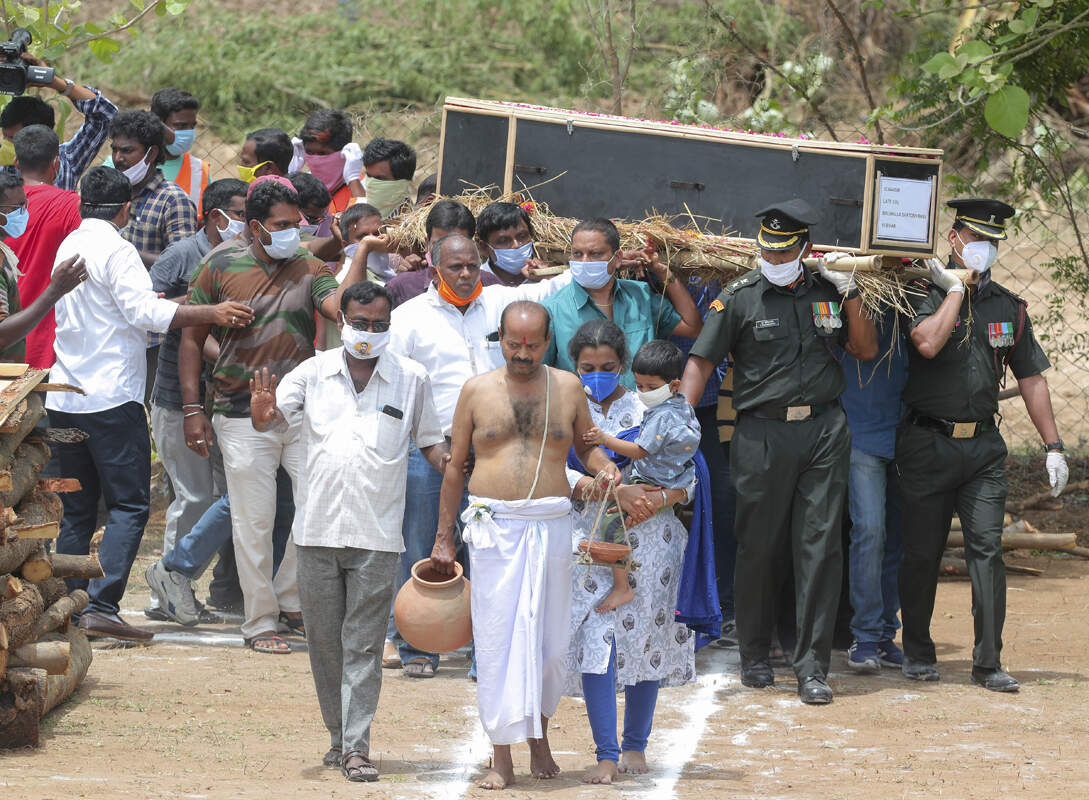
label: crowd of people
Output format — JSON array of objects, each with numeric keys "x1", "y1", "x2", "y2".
[{"x1": 0, "y1": 60, "x2": 1072, "y2": 788}]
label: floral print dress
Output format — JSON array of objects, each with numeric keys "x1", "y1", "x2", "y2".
[{"x1": 564, "y1": 389, "x2": 696, "y2": 694}]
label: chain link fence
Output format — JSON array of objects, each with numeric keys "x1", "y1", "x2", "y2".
[{"x1": 945, "y1": 160, "x2": 1089, "y2": 452}]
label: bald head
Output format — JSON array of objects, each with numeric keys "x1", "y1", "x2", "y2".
[
  {"x1": 500, "y1": 300, "x2": 550, "y2": 339},
  {"x1": 430, "y1": 232, "x2": 482, "y2": 299},
  {"x1": 430, "y1": 233, "x2": 479, "y2": 269},
  {"x1": 499, "y1": 301, "x2": 551, "y2": 376}
]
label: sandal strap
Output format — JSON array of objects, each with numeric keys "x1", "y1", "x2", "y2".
[{"x1": 341, "y1": 749, "x2": 377, "y2": 776}]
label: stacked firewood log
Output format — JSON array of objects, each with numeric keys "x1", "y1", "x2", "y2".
[{"x1": 0, "y1": 370, "x2": 94, "y2": 748}]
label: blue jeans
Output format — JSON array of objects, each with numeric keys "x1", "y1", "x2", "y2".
[
  {"x1": 696, "y1": 405, "x2": 737, "y2": 619},
  {"x1": 49, "y1": 402, "x2": 151, "y2": 617},
  {"x1": 847, "y1": 448, "x2": 903, "y2": 643},
  {"x1": 163, "y1": 467, "x2": 294, "y2": 580},
  {"x1": 581, "y1": 642, "x2": 659, "y2": 763},
  {"x1": 387, "y1": 445, "x2": 469, "y2": 668}
]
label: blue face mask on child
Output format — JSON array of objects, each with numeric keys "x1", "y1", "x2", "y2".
[{"x1": 580, "y1": 371, "x2": 620, "y2": 403}]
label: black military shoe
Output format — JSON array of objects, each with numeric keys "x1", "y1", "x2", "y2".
[
  {"x1": 902, "y1": 658, "x2": 940, "y2": 682},
  {"x1": 971, "y1": 666, "x2": 1020, "y2": 693},
  {"x1": 798, "y1": 676, "x2": 833, "y2": 705},
  {"x1": 740, "y1": 659, "x2": 775, "y2": 688}
]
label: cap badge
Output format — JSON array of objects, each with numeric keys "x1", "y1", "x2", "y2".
[{"x1": 768, "y1": 218, "x2": 781, "y2": 230}]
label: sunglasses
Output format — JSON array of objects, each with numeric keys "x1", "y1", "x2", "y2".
[{"x1": 342, "y1": 317, "x2": 390, "y2": 333}]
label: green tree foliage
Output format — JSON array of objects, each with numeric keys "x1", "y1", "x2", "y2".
[
  {"x1": 891, "y1": 0, "x2": 1089, "y2": 358},
  {"x1": 60, "y1": 1, "x2": 595, "y2": 134},
  {"x1": 0, "y1": 1, "x2": 190, "y2": 62}
]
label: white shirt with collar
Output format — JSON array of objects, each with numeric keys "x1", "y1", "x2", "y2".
[
  {"x1": 276, "y1": 347, "x2": 445, "y2": 552},
  {"x1": 48, "y1": 218, "x2": 179, "y2": 414},
  {"x1": 389, "y1": 271, "x2": 572, "y2": 434}
]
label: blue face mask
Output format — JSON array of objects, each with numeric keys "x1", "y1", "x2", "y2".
[
  {"x1": 579, "y1": 370, "x2": 621, "y2": 403},
  {"x1": 569, "y1": 258, "x2": 612, "y2": 289},
  {"x1": 2, "y1": 205, "x2": 28, "y2": 238},
  {"x1": 166, "y1": 128, "x2": 196, "y2": 157},
  {"x1": 492, "y1": 241, "x2": 534, "y2": 274}
]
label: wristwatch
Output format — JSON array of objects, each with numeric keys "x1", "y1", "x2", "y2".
[{"x1": 1044, "y1": 439, "x2": 1064, "y2": 453}]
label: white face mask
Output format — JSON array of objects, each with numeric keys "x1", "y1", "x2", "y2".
[
  {"x1": 257, "y1": 223, "x2": 301, "y2": 260},
  {"x1": 299, "y1": 223, "x2": 319, "y2": 236},
  {"x1": 569, "y1": 257, "x2": 613, "y2": 289},
  {"x1": 215, "y1": 211, "x2": 245, "y2": 241},
  {"x1": 958, "y1": 233, "x2": 998, "y2": 272},
  {"x1": 638, "y1": 383, "x2": 674, "y2": 409},
  {"x1": 759, "y1": 254, "x2": 803, "y2": 287},
  {"x1": 122, "y1": 150, "x2": 152, "y2": 185},
  {"x1": 341, "y1": 322, "x2": 389, "y2": 360}
]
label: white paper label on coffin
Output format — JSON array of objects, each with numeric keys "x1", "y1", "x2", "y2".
[{"x1": 876, "y1": 176, "x2": 933, "y2": 243}]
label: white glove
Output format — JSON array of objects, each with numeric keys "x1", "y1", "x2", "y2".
[
  {"x1": 288, "y1": 136, "x2": 306, "y2": 173},
  {"x1": 341, "y1": 142, "x2": 364, "y2": 184},
  {"x1": 1046, "y1": 450, "x2": 1069, "y2": 497},
  {"x1": 818, "y1": 252, "x2": 856, "y2": 296},
  {"x1": 926, "y1": 257, "x2": 964, "y2": 294}
]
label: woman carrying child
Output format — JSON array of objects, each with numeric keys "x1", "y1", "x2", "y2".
[{"x1": 563, "y1": 320, "x2": 698, "y2": 785}]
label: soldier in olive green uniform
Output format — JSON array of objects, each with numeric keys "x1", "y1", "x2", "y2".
[
  {"x1": 897, "y1": 198, "x2": 1068, "y2": 693},
  {"x1": 681, "y1": 200, "x2": 878, "y2": 704}
]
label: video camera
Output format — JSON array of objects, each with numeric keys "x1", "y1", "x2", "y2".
[{"x1": 0, "y1": 28, "x2": 53, "y2": 96}]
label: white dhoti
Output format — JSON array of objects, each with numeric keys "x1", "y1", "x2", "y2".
[{"x1": 461, "y1": 495, "x2": 573, "y2": 745}]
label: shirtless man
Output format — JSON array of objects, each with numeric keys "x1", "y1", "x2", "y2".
[{"x1": 431, "y1": 300, "x2": 620, "y2": 790}]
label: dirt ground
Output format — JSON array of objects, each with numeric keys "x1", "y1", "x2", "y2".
[{"x1": 3, "y1": 486, "x2": 1089, "y2": 799}]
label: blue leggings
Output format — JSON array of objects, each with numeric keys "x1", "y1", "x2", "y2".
[{"x1": 581, "y1": 642, "x2": 659, "y2": 763}]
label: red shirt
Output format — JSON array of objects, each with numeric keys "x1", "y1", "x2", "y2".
[{"x1": 5, "y1": 184, "x2": 82, "y2": 368}]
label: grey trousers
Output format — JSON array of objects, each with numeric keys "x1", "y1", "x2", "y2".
[
  {"x1": 150, "y1": 403, "x2": 224, "y2": 555},
  {"x1": 296, "y1": 545, "x2": 399, "y2": 755}
]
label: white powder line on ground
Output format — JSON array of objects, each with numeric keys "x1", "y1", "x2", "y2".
[
  {"x1": 424, "y1": 703, "x2": 491, "y2": 800},
  {"x1": 651, "y1": 645, "x2": 735, "y2": 799}
]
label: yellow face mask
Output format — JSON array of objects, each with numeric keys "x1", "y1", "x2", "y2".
[
  {"x1": 237, "y1": 160, "x2": 270, "y2": 183},
  {"x1": 0, "y1": 138, "x2": 15, "y2": 167}
]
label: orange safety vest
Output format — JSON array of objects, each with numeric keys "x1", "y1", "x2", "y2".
[{"x1": 175, "y1": 153, "x2": 210, "y2": 218}]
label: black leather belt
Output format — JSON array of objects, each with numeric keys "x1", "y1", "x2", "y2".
[
  {"x1": 907, "y1": 410, "x2": 996, "y2": 439},
  {"x1": 747, "y1": 402, "x2": 838, "y2": 422}
]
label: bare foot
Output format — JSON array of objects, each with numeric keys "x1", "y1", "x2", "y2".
[
  {"x1": 595, "y1": 582, "x2": 635, "y2": 613},
  {"x1": 528, "y1": 735, "x2": 560, "y2": 778},
  {"x1": 582, "y1": 760, "x2": 618, "y2": 784},
  {"x1": 619, "y1": 751, "x2": 648, "y2": 774},
  {"x1": 478, "y1": 746, "x2": 516, "y2": 790},
  {"x1": 477, "y1": 768, "x2": 515, "y2": 790}
]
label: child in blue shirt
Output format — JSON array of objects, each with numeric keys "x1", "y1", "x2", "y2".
[{"x1": 583, "y1": 340, "x2": 701, "y2": 612}]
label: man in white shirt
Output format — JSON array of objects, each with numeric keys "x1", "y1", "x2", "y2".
[
  {"x1": 250, "y1": 281, "x2": 447, "y2": 782},
  {"x1": 47, "y1": 166, "x2": 253, "y2": 642},
  {"x1": 340, "y1": 232, "x2": 571, "y2": 678}
]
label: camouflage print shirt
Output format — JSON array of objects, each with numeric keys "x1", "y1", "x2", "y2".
[
  {"x1": 0, "y1": 246, "x2": 23, "y2": 363},
  {"x1": 188, "y1": 241, "x2": 338, "y2": 417}
]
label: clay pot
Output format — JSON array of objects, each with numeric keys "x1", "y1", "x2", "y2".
[
  {"x1": 578, "y1": 541, "x2": 632, "y2": 563},
  {"x1": 393, "y1": 559, "x2": 472, "y2": 654}
]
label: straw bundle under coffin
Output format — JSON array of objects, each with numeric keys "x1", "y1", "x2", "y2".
[{"x1": 384, "y1": 188, "x2": 929, "y2": 315}]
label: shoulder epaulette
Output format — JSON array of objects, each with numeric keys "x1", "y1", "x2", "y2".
[
  {"x1": 723, "y1": 271, "x2": 760, "y2": 295},
  {"x1": 988, "y1": 281, "x2": 1027, "y2": 306}
]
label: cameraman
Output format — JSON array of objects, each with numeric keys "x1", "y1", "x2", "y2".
[{"x1": 0, "y1": 53, "x2": 118, "y2": 191}]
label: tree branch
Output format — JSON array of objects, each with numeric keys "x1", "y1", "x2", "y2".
[
  {"x1": 703, "y1": 0, "x2": 840, "y2": 141},
  {"x1": 67, "y1": 1, "x2": 161, "y2": 49},
  {"x1": 824, "y1": 0, "x2": 884, "y2": 144}
]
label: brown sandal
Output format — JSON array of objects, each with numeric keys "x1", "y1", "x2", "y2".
[
  {"x1": 322, "y1": 746, "x2": 341, "y2": 768},
  {"x1": 341, "y1": 749, "x2": 378, "y2": 782}
]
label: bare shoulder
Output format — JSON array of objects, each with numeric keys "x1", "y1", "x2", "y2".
[{"x1": 549, "y1": 366, "x2": 583, "y2": 394}]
